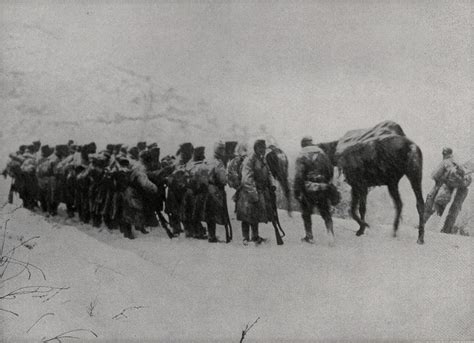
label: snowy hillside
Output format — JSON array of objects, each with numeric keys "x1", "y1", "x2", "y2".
[{"x1": 0, "y1": 183, "x2": 471, "y2": 341}]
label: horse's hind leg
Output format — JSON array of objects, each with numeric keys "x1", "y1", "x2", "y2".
[
  {"x1": 351, "y1": 188, "x2": 369, "y2": 236},
  {"x1": 408, "y1": 176, "x2": 425, "y2": 244},
  {"x1": 359, "y1": 188, "x2": 368, "y2": 224},
  {"x1": 387, "y1": 183, "x2": 403, "y2": 237}
]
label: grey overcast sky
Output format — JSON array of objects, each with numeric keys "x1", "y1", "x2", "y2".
[{"x1": 1, "y1": 1, "x2": 471, "y2": 167}]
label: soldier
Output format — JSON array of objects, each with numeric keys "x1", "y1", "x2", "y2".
[
  {"x1": 204, "y1": 141, "x2": 229, "y2": 243},
  {"x1": 36, "y1": 145, "x2": 54, "y2": 213},
  {"x1": 122, "y1": 150, "x2": 158, "y2": 239},
  {"x1": 49, "y1": 145, "x2": 69, "y2": 216},
  {"x1": 227, "y1": 142, "x2": 248, "y2": 241},
  {"x1": 235, "y1": 139, "x2": 274, "y2": 245},
  {"x1": 183, "y1": 146, "x2": 208, "y2": 239},
  {"x1": 165, "y1": 142, "x2": 194, "y2": 236},
  {"x1": 424, "y1": 147, "x2": 461, "y2": 223},
  {"x1": 20, "y1": 145, "x2": 39, "y2": 209},
  {"x1": 294, "y1": 136, "x2": 339, "y2": 245}
]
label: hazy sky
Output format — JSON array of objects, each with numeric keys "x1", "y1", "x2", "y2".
[{"x1": 1, "y1": 1, "x2": 471, "y2": 168}]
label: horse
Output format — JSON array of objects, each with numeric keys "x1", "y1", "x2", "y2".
[{"x1": 318, "y1": 121, "x2": 425, "y2": 244}]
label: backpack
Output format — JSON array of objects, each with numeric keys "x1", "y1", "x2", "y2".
[
  {"x1": 189, "y1": 162, "x2": 210, "y2": 193},
  {"x1": 445, "y1": 162, "x2": 465, "y2": 188}
]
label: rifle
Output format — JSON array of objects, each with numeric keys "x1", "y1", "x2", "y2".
[
  {"x1": 155, "y1": 211, "x2": 174, "y2": 239},
  {"x1": 222, "y1": 187, "x2": 233, "y2": 243},
  {"x1": 268, "y1": 186, "x2": 285, "y2": 245}
]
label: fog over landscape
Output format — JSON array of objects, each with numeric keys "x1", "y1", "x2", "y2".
[{"x1": 1, "y1": 1, "x2": 471, "y2": 166}]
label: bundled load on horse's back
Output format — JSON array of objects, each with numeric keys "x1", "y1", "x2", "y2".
[{"x1": 317, "y1": 120, "x2": 425, "y2": 244}]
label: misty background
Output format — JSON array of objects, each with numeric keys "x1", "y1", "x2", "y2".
[{"x1": 0, "y1": 1, "x2": 471, "y2": 228}]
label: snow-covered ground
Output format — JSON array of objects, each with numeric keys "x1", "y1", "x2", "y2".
[{"x1": 0, "y1": 183, "x2": 471, "y2": 341}]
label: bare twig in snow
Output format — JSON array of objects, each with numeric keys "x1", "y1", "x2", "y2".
[
  {"x1": 0, "y1": 219, "x2": 10, "y2": 256},
  {"x1": 0, "y1": 307, "x2": 19, "y2": 317},
  {"x1": 87, "y1": 297, "x2": 98, "y2": 317},
  {"x1": 41, "y1": 328, "x2": 98, "y2": 342},
  {"x1": 0, "y1": 286, "x2": 69, "y2": 300},
  {"x1": 240, "y1": 317, "x2": 260, "y2": 343},
  {"x1": 112, "y1": 306, "x2": 147, "y2": 320},
  {"x1": 26, "y1": 312, "x2": 55, "y2": 333}
]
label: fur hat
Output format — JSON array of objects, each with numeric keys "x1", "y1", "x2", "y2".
[
  {"x1": 19, "y1": 145, "x2": 27, "y2": 153},
  {"x1": 32, "y1": 141, "x2": 41, "y2": 152},
  {"x1": 177, "y1": 142, "x2": 194, "y2": 157},
  {"x1": 41, "y1": 145, "x2": 53, "y2": 157},
  {"x1": 147, "y1": 142, "x2": 158, "y2": 150},
  {"x1": 128, "y1": 147, "x2": 139, "y2": 160},
  {"x1": 139, "y1": 149, "x2": 152, "y2": 164},
  {"x1": 193, "y1": 146, "x2": 206, "y2": 161},
  {"x1": 106, "y1": 144, "x2": 114, "y2": 152},
  {"x1": 301, "y1": 136, "x2": 313, "y2": 147},
  {"x1": 253, "y1": 139, "x2": 266, "y2": 153},
  {"x1": 149, "y1": 147, "x2": 160, "y2": 161},
  {"x1": 55, "y1": 144, "x2": 69, "y2": 157},
  {"x1": 88, "y1": 142, "x2": 97, "y2": 154},
  {"x1": 137, "y1": 141, "x2": 147, "y2": 151}
]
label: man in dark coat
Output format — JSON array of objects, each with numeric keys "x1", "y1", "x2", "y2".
[
  {"x1": 236, "y1": 139, "x2": 275, "y2": 245},
  {"x1": 36, "y1": 145, "x2": 54, "y2": 213},
  {"x1": 183, "y1": 146, "x2": 208, "y2": 239},
  {"x1": 165, "y1": 142, "x2": 194, "y2": 236},
  {"x1": 203, "y1": 142, "x2": 229, "y2": 243},
  {"x1": 294, "y1": 136, "x2": 338, "y2": 245}
]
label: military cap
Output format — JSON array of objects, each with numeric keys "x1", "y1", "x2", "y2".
[
  {"x1": 106, "y1": 144, "x2": 114, "y2": 152},
  {"x1": 301, "y1": 136, "x2": 313, "y2": 147},
  {"x1": 147, "y1": 142, "x2": 158, "y2": 150},
  {"x1": 442, "y1": 147, "x2": 453, "y2": 156},
  {"x1": 26, "y1": 145, "x2": 35, "y2": 153},
  {"x1": 67, "y1": 140, "x2": 74, "y2": 146},
  {"x1": 137, "y1": 141, "x2": 147, "y2": 151},
  {"x1": 19, "y1": 145, "x2": 27, "y2": 153},
  {"x1": 119, "y1": 145, "x2": 128, "y2": 155},
  {"x1": 114, "y1": 144, "x2": 123, "y2": 152},
  {"x1": 193, "y1": 146, "x2": 206, "y2": 161}
]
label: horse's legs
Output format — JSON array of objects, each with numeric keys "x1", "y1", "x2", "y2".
[
  {"x1": 359, "y1": 188, "x2": 368, "y2": 224},
  {"x1": 351, "y1": 187, "x2": 368, "y2": 236},
  {"x1": 387, "y1": 183, "x2": 403, "y2": 237},
  {"x1": 408, "y1": 176, "x2": 425, "y2": 244}
]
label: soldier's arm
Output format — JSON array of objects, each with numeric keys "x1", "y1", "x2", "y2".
[
  {"x1": 293, "y1": 156, "x2": 305, "y2": 198},
  {"x1": 136, "y1": 170, "x2": 158, "y2": 194}
]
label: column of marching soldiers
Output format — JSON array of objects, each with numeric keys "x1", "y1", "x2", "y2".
[{"x1": 4, "y1": 138, "x2": 326, "y2": 245}]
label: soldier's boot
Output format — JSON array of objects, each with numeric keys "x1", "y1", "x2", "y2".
[
  {"x1": 242, "y1": 222, "x2": 250, "y2": 245},
  {"x1": 250, "y1": 223, "x2": 266, "y2": 244},
  {"x1": 194, "y1": 222, "x2": 207, "y2": 240},
  {"x1": 207, "y1": 222, "x2": 217, "y2": 243}
]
